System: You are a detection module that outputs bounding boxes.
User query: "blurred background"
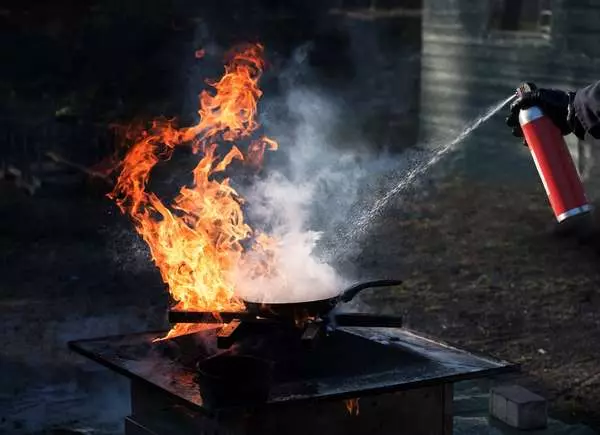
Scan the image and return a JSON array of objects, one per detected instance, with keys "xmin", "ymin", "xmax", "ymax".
[{"xmin": 3, "ymin": 1, "xmax": 600, "ymax": 434}]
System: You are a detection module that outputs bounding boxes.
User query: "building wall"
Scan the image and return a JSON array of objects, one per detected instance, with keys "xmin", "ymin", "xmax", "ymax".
[
  {"xmin": 327, "ymin": 1, "xmax": 423, "ymax": 151},
  {"xmin": 419, "ymin": 0, "xmax": 600, "ymax": 188}
]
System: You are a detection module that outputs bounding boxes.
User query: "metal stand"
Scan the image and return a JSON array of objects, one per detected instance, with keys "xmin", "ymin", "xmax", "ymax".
[
  {"xmin": 125, "ymin": 380, "xmax": 453, "ymax": 435},
  {"xmin": 169, "ymin": 310, "xmax": 404, "ymax": 349},
  {"xmin": 69, "ymin": 328, "xmax": 517, "ymax": 435}
]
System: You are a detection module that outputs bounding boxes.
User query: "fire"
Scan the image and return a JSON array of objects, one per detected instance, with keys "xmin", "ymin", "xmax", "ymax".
[
  {"xmin": 344, "ymin": 398, "xmax": 360, "ymax": 416},
  {"xmin": 109, "ymin": 43, "xmax": 278, "ymax": 339}
]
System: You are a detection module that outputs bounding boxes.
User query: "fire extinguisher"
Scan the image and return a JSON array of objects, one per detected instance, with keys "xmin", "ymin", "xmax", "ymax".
[{"xmin": 517, "ymin": 83, "xmax": 593, "ymax": 224}]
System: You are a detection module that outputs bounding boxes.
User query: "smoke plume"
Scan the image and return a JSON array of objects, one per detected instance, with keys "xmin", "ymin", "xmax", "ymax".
[{"xmin": 231, "ymin": 47, "xmax": 395, "ymax": 303}]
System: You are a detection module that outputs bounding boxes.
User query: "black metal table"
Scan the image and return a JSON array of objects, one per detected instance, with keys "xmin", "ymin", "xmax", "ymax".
[{"xmin": 69, "ymin": 327, "xmax": 517, "ymax": 435}]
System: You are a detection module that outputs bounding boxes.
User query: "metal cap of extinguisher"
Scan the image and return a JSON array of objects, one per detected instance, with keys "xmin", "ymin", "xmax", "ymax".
[{"xmin": 517, "ymin": 89, "xmax": 592, "ymax": 223}]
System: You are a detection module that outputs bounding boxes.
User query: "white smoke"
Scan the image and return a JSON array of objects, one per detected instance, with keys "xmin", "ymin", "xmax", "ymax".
[
  {"xmin": 231, "ymin": 50, "xmax": 387, "ymax": 303},
  {"xmin": 234, "ymin": 170, "xmax": 345, "ymax": 303}
]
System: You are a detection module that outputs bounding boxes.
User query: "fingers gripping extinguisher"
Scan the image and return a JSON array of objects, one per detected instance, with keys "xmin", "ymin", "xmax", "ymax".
[{"xmin": 517, "ymin": 84, "xmax": 593, "ymax": 224}]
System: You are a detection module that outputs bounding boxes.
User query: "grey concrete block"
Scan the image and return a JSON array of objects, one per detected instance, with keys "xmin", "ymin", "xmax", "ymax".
[{"xmin": 489, "ymin": 385, "xmax": 547, "ymax": 430}]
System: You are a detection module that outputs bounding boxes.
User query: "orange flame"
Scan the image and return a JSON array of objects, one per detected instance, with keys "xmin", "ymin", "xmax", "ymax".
[
  {"xmin": 344, "ymin": 398, "xmax": 360, "ymax": 416},
  {"xmin": 108, "ymin": 43, "xmax": 278, "ymax": 339}
]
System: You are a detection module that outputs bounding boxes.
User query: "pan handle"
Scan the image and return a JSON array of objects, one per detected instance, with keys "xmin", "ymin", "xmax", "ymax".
[{"xmin": 338, "ymin": 279, "xmax": 403, "ymax": 303}]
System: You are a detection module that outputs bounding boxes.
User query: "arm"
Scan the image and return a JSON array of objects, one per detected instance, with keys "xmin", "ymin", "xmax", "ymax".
[{"xmin": 572, "ymin": 80, "xmax": 600, "ymax": 140}]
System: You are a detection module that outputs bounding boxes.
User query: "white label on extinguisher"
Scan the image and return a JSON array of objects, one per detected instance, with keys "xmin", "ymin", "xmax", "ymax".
[{"xmin": 530, "ymin": 149, "xmax": 551, "ymax": 198}]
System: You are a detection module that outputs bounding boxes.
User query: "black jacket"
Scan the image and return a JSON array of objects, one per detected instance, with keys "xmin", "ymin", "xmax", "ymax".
[{"xmin": 573, "ymin": 81, "xmax": 600, "ymax": 140}]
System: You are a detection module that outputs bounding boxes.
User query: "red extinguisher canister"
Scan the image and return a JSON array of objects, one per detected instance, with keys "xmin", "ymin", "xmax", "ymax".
[{"xmin": 517, "ymin": 86, "xmax": 592, "ymax": 223}]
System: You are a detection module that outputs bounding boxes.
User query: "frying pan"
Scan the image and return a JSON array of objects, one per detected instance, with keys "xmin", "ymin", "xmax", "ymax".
[{"xmin": 242, "ymin": 279, "xmax": 402, "ymax": 320}]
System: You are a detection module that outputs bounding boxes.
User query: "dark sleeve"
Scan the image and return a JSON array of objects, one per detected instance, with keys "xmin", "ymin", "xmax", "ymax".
[{"xmin": 573, "ymin": 80, "xmax": 600, "ymax": 140}]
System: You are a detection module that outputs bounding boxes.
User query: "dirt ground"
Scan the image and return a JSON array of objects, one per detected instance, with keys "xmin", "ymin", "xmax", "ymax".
[
  {"xmin": 357, "ymin": 177, "xmax": 600, "ymax": 429},
  {"xmin": 2, "ymin": 172, "xmax": 600, "ymax": 432}
]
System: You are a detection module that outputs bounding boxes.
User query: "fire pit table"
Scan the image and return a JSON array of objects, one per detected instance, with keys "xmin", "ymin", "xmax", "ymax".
[{"xmin": 69, "ymin": 325, "xmax": 517, "ymax": 435}]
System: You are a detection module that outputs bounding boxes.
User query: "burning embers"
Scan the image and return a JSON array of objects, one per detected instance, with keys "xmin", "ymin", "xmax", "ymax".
[
  {"xmin": 109, "ymin": 43, "xmax": 280, "ymax": 338},
  {"xmin": 345, "ymin": 398, "xmax": 360, "ymax": 416}
]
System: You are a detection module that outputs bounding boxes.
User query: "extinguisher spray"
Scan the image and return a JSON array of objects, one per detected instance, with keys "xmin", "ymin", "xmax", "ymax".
[{"xmin": 517, "ymin": 83, "xmax": 593, "ymax": 224}]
